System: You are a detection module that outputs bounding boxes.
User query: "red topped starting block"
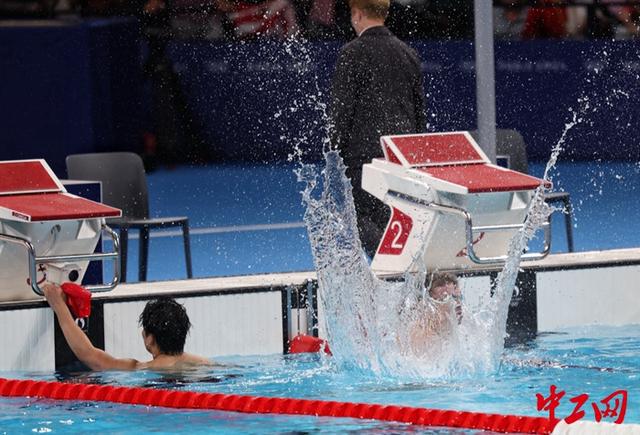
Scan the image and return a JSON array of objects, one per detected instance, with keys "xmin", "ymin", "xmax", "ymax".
[
  {"xmin": 362, "ymin": 132, "xmax": 551, "ymax": 273},
  {"xmin": 0, "ymin": 160, "xmax": 122, "ymax": 301}
]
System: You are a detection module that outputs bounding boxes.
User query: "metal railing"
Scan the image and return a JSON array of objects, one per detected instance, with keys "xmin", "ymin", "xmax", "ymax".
[
  {"xmin": 387, "ymin": 190, "xmax": 551, "ymax": 265},
  {"xmin": 0, "ymin": 225, "xmax": 120, "ymax": 296}
]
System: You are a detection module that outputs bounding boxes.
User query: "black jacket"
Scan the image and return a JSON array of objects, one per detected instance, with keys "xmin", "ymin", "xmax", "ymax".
[
  {"xmin": 329, "ymin": 25, "xmax": 426, "ymax": 256},
  {"xmin": 330, "ymin": 25, "xmax": 426, "ymax": 180}
]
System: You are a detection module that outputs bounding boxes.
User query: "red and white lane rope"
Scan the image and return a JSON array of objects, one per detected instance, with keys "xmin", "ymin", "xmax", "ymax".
[{"xmin": 0, "ymin": 377, "xmax": 558, "ymax": 434}]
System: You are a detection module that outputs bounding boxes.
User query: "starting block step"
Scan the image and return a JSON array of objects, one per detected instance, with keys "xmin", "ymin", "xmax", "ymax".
[
  {"xmin": 0, "ymin": 192, "xmax": 121, "ymax": 222},
  {"xmin": 417, "ymin": 164, "xmax": 546, "ymax": 194}
]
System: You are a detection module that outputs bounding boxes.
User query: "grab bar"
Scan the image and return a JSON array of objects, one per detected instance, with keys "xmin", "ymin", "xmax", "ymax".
[
  {"xmin": 386, "ymin": 191, "xmax": 551, "ymax": 265},
  {"xmin": 0, "ymin": 224, "xmax": 120, "ymax": 296}
]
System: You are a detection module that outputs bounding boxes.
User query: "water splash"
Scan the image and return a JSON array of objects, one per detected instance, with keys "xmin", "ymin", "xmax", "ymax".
[
  {"xmin": 489, "ymin": 112, "xmax": 580, "ymax": 358},
  {"xmin": 299, "ymin": 150, "xmax": 469, "ymax": 379},
  {"xmin": 274, "ymin": 36, "xmax": 585, "ymax": 379},
  {"xmin": 296, "ymin": 118, "xmax": 586, "ymax": 381}
]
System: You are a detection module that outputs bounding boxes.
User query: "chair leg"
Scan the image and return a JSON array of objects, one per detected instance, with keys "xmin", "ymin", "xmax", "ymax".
[
  {"xmin": 562, "ymin": 197, "xmax": 575, "ymax": 253},
  {"xmin": 182, "ymin": 221, "xmax": 193, "ymax": 279},
  {"xmin": 139, "ymin": 227, "xmax": 150, "ymax": 282},
  {"xmin": 119, "ymin": 228, "xmax": 129, "ymax": 283}
]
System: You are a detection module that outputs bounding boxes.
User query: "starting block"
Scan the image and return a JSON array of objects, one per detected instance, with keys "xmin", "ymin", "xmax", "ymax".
[
  {"xmin": 362, "ymin": 132, "xmax": 551, "ymax": 273},
  {"xmin": 0, "ymin": 159, "xmax": 122, "ymax": 301}
]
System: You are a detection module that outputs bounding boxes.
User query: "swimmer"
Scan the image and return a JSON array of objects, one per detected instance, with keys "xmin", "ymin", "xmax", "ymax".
[
  {"xmin": 405, "ymin": 272, "xmax": 462, "ymax": 355},
  {"xmin": 43, "ymin": 283, "xmax": 212, "ymax": 371}
]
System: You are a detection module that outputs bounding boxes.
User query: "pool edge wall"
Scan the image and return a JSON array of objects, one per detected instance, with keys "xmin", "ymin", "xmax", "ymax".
[{"xmin": 1, "ymin": 249, "xmax": 639, "ymax": 371}]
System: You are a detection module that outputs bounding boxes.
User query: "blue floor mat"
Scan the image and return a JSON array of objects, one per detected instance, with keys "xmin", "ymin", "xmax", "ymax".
[
  {"xmin": 147, "ymin": 163, "xmax": 307, "ymax": 227},
  {"xmin": 107, "ymin": 159, "xmax": 640, "ymax": 282},
  {"xmin": 529, "ymin": 161, "xmax": 640, "ymax": 252},
  {"xmin": 105, "ymin": 227, "xmax": 314, "ymax": 282}
]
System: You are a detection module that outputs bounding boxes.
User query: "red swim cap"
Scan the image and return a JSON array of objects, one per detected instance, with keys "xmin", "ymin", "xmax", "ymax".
[{"xmin": 60, "ymin": 282, "xmax": 92, "ymax": 318}]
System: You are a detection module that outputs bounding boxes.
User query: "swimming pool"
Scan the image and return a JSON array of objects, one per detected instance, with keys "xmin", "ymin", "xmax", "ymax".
[{"xmin": 1, "ymin": 324, "xmax": 637, "ymax": 433}]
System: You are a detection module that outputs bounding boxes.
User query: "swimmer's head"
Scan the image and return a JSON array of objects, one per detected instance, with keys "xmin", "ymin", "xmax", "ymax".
[
  {"xmin": 428, "ymin": 272, "xmax": 462, "ymax": 323},
  {"xmin": 139, "ymin": 297, "xmax": 192, "ymax": 355}
]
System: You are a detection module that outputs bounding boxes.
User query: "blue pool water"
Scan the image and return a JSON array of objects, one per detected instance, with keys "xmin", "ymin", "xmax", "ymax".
[{"xmin": 1, "ymin": 325, "xmax": 638, "ymax": 433}]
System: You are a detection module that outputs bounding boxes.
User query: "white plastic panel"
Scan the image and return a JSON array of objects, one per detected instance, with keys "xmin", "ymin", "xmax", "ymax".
[
  {"xmin": 103, "ymin": 291, "xmax": 284, "ymax": 361},
  {"xmin": 103, "ymin": 300, "xmax": 148, "ymax": 362},
  {"xmin": 537, "ymin": 265, "xmax": 640, "ymax": 331},
  {"xmin": 0, "ymin": 307, "xmax": 55, "ymax": 371}
]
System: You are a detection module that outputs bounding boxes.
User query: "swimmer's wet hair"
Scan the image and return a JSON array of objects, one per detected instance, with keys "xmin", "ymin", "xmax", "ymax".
[
  {"xmin": 139, "ymin": 298, "xmax": 191, "ymax": 355},
  {"xmin": 428, "ymin": 272, "xmax": 458, "ymax": 292},
  {"xmin": 349, "ymin": 0, "xmax": 389, "ymax": 20}
]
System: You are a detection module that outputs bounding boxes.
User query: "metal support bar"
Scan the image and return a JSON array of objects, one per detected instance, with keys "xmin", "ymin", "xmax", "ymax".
[
  {"xmin": 285, "ymin": 285, "xmax": 293, "ymax": 342},
  {"xmin": 305, "ymin": 280, "xmax": 315, "ymax": 336},
  {"xmin": 474, "ymin": 0, "xmax": 497, "ymax": 163},
  {"xmin": 0, "ymin": 224, "xmax": 121, "ymax": 296},
  {"xmin": 387, "ymin": 191, "xmax": 551, "ymax": 265},
  {"xmin": 473, "ymin": 223, "xmax": 536, "ymax": 232}
]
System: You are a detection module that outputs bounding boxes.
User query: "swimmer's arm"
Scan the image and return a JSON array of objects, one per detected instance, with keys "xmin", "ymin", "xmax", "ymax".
[{"xmin": 43, "ymin": 284, "xmax": 139, "ymax": 371}]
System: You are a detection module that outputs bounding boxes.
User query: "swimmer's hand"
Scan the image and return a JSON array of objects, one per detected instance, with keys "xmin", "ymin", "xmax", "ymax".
[
  {"xmin": 43, "ymin": 283, "xmax": 67, "ymax": 310},
  {"xmin": 43, "ymin": 282, "xmax": 140, "ymax": 371}
]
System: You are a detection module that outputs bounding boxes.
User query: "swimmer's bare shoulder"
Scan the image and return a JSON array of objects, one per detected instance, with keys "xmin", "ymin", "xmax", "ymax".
[
  {"xmin": 180, "ymin": 353, "xmax": 216, "ymax": 367},
  {"xmin": 137, "ymin": 353, "xmax": 217, "ymax": 370}
]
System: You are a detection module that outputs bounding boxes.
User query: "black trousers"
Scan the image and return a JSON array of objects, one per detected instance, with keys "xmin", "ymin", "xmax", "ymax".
[{"xmin": 349, "ymin": 170, "xmax": 390, "ymax": 258}]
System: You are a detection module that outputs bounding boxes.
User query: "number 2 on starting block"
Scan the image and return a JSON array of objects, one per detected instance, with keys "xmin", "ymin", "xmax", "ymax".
[{"xmin": 377, "ymin": 208, "xmax": 413, "ymax": 255}]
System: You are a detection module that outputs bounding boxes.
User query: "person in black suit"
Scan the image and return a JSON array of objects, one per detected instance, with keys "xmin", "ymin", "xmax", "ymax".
[{"xmin": 330, "ymin": 0, "xmax": 426, "ymax": 258}]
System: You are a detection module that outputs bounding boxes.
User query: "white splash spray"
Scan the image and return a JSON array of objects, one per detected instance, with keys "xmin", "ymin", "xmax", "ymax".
[
  {"xmin": 298, "ymin": 120, "xmax": 578, "ymax": 379},
  {"xmin": 278, "ymin": 38, "xmax": 582, "ymax": 380}
]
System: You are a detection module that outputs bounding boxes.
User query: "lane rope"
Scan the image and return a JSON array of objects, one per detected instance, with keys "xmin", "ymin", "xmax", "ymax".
[{"xmin": 0, "ymin": 377, "xmax": 558, "ymax": 433}]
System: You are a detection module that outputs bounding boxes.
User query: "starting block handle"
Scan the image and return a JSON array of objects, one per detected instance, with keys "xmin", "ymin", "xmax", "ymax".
[
  {"xmin": 466, "ymin": 220, "xmax": 551, "ymax": 264},
  {"xmin": 387, "ymin": 191, "xmax": 551, "ymax": 265},
  {"xmin": 0, "ymin": 225, "xmax": 121, "ymax": 297}
]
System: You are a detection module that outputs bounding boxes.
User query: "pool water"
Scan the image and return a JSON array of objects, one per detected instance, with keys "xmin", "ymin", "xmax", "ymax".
[{"xmin": 1, "ymin": 324, "xmax": 638, "ymax": 433}]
